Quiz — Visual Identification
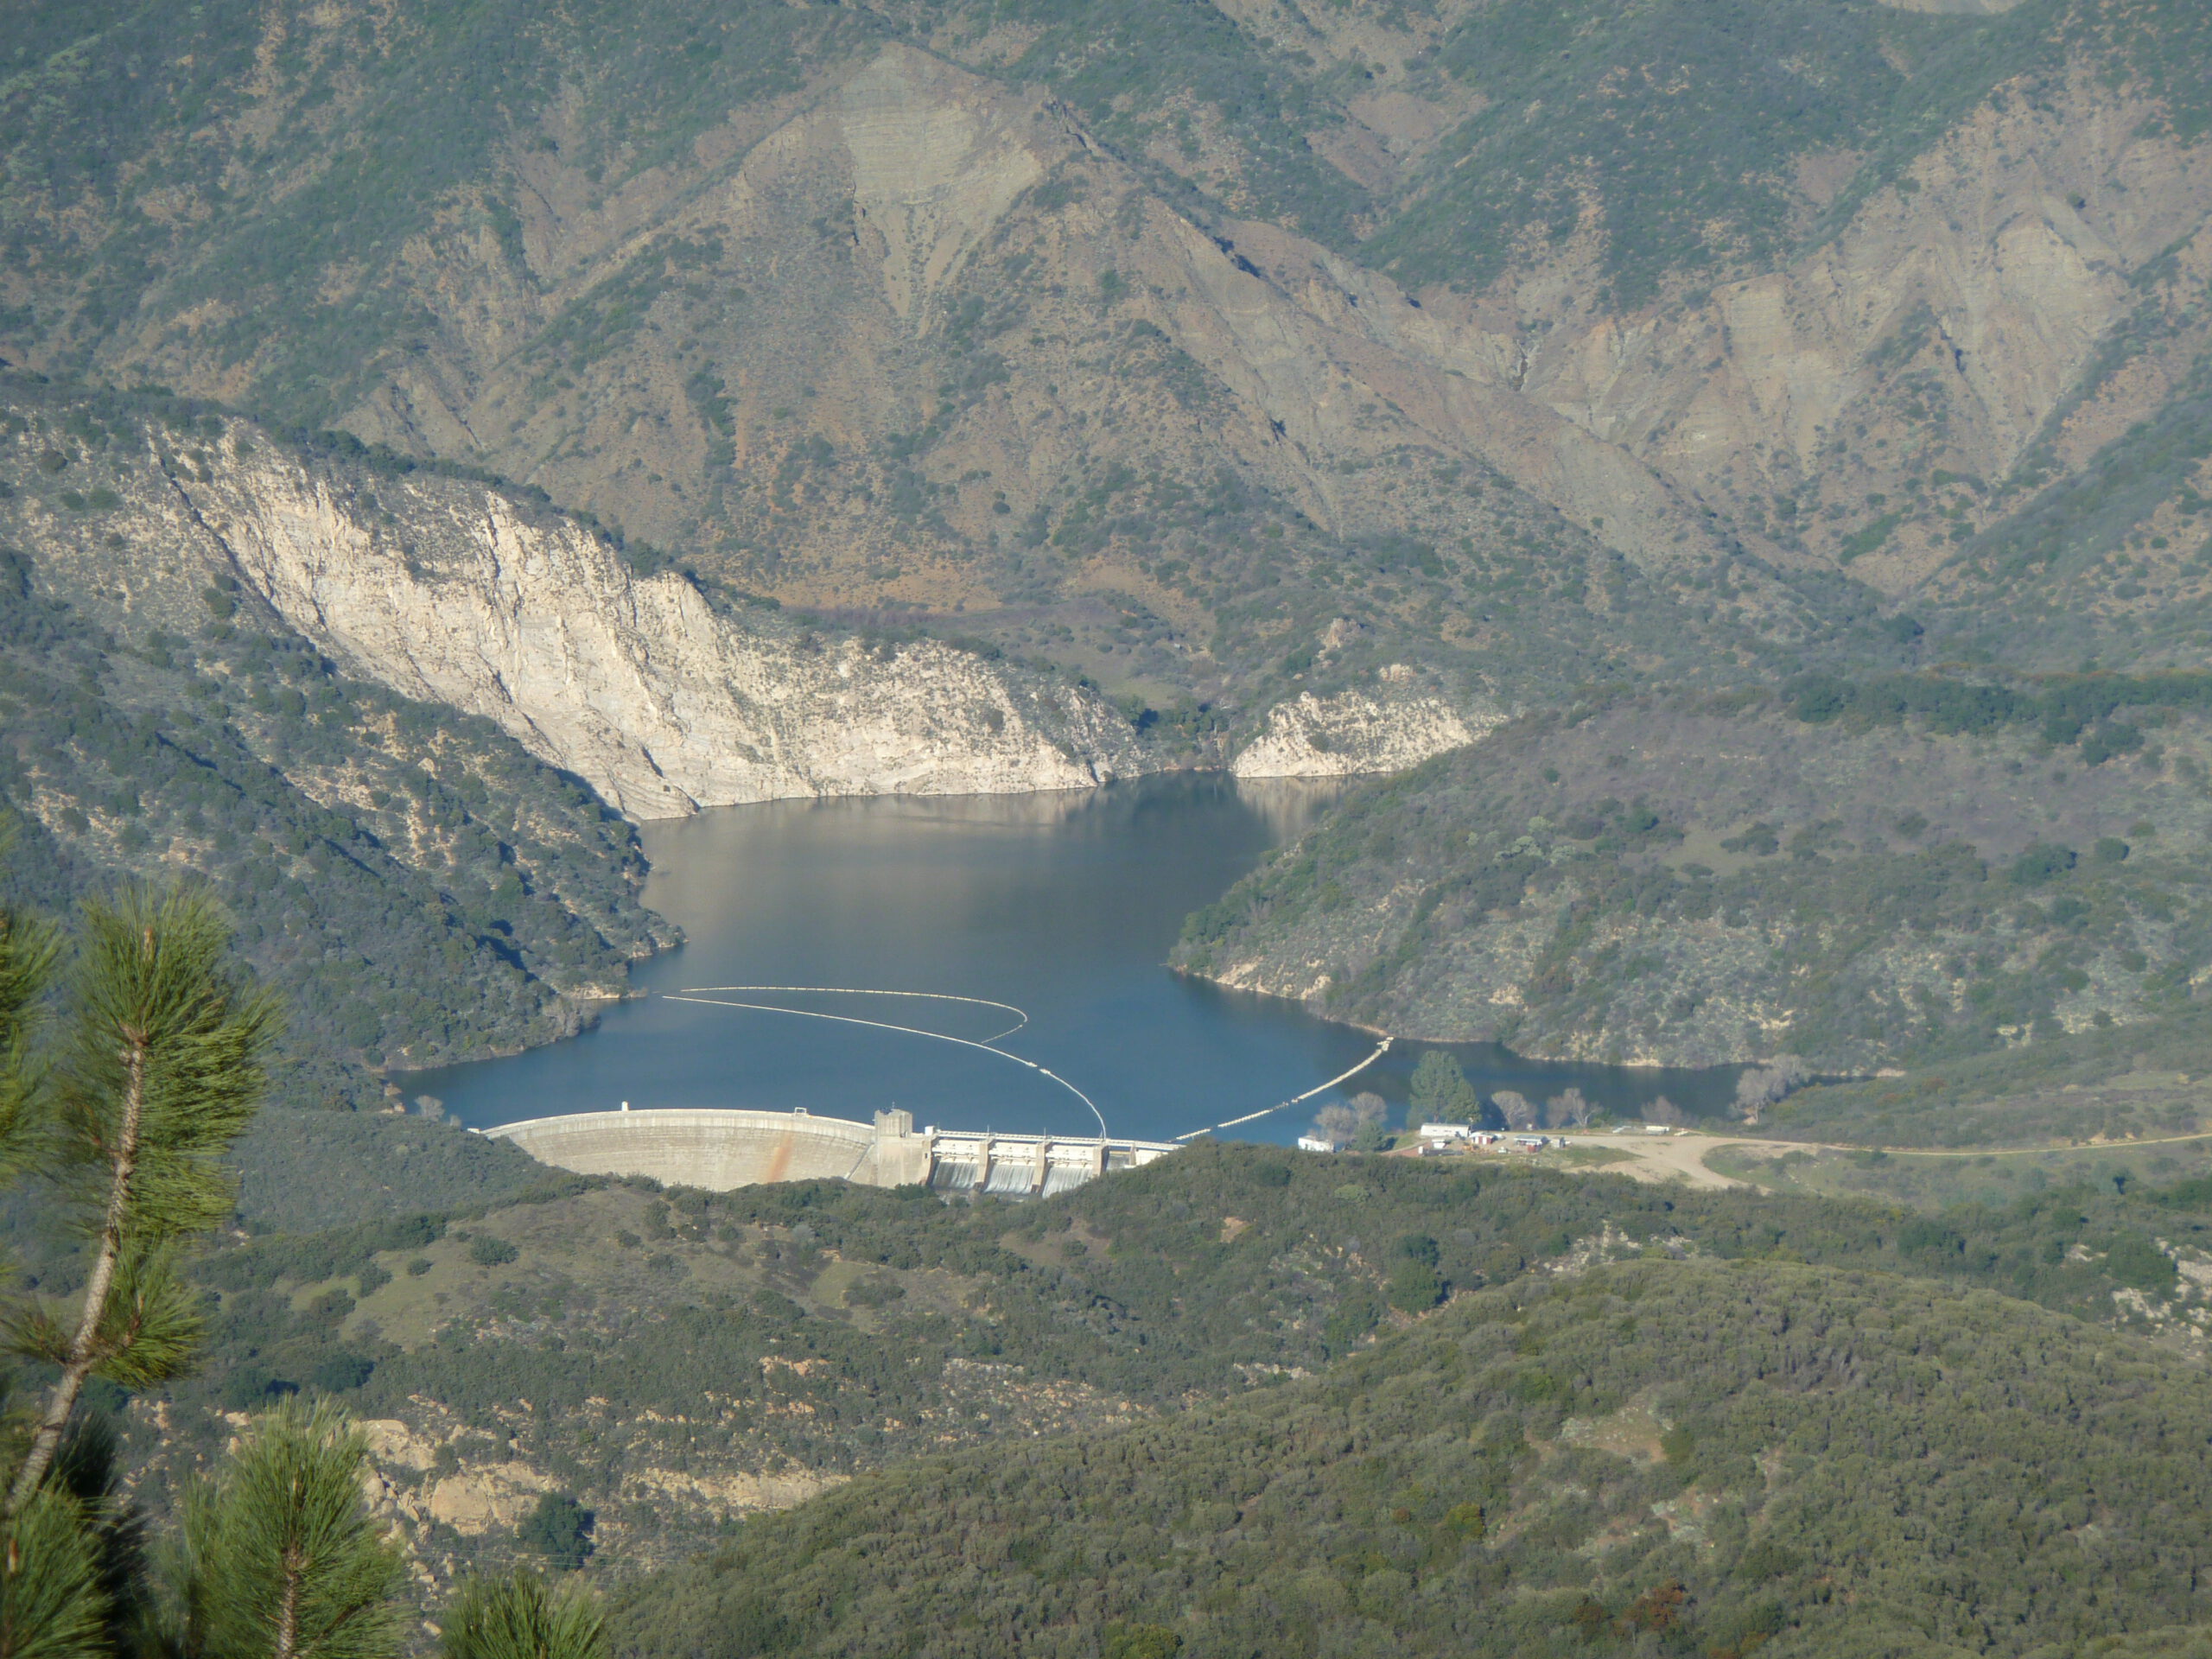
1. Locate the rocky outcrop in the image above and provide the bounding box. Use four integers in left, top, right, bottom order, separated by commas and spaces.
190, 437, 1149, 818
12, 399, 1152, 820
1230, 672, 1499, 779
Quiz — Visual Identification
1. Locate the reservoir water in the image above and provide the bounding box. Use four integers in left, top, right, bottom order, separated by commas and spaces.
416, 774, 1734, 1145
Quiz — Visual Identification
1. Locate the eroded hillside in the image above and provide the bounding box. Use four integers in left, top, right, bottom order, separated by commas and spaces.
0, 378, 1159, 815
12, 1, 2209, 711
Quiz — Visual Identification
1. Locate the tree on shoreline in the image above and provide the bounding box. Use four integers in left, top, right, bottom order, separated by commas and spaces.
1408, 1053, 1480, 1126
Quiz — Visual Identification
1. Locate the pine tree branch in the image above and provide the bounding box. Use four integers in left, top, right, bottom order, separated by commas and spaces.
8, 1027, 147, 1515
276, 1542, 302, 1659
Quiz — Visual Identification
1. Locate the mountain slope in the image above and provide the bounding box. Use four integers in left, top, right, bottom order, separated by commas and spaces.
1173, 680, 2212, 1071
0, 375, 1175, 1102
0, 376, 1154, 817
610, 1256, 2212, 1659
108, 1137, 2212, 1586
10, 1, 2209, 710
0, 498, 673, 1096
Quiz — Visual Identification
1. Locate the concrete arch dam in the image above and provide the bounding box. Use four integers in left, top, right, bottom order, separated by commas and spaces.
481, 1107, 1179, 1197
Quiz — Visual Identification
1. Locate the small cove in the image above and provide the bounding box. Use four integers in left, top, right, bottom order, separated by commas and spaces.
416, 774, 1736, 1144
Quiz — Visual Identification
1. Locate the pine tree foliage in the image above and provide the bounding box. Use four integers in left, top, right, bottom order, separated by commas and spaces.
0, 887, 431, 1659
6, 887, 274, 1507
55, 887, 276, 1243
173, 1399, 406, 1659
0, 1484, 108, 1659
46, 1418, 156, 1659
440, 1572, 605, 1659
0, 1413, 152, 1659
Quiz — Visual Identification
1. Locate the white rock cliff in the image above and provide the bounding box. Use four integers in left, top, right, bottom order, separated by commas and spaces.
162, 436, 1151, 818
1230, 677, 1498, 779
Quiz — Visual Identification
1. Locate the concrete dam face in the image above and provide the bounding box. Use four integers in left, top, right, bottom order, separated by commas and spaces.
482, 1107, 1179, 1198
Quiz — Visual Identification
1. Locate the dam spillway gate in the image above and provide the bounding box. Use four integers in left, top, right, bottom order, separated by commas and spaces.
480, 1107, 1179, 1198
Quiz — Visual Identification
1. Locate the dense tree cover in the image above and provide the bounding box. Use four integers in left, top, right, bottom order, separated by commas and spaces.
0, 518, 671, 1107
1780, 667, 2212, 753
610, 1258, 2212, 1659
1174, 690, 2212, 1079
1407, 1052, 1479, 1126
226, 1108, 554, 1231
89, 1135, 2212, 1582
519, 1494, 597, 1573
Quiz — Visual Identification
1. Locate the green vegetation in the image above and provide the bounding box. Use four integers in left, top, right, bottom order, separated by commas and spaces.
0, 0, 857, 429
16, 895, 2212, 1646
1763, 1001, 2212, 1148
1711, 1133, 2212, 1213
105, 1131, 2212, 1574
1781, 665, 2212, 750
10, 4, 2212, 1648
1374, 0, 2058, 305
1408, 1051, 1478, 1124
0, 887, 610, 1659
1936, 346, 2212, 671
7, 888, 271, 1507
175, 1400, 412, 1659
444, 1573, 606, 1659
987, 0, 1370, 249
518, 1495, 596, 1573
1175, 688, 2212, 1079
0, 392, 674, 1106
226, 1109, 552, 1233
613, 1257, 2212, 1659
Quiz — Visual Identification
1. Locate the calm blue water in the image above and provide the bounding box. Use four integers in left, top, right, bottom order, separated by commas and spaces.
413, 774, 1735, 1143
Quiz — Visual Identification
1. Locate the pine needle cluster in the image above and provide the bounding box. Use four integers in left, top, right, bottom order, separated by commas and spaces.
440, 1573, 607, 1659
172, 1400, 407, 1659
0, 882, 610, 1659
9, 888, 275, 1507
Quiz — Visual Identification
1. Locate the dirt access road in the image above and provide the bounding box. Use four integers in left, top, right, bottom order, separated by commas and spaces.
1549, 1127, 2212, 1189
1554, 1133, 1752, 1189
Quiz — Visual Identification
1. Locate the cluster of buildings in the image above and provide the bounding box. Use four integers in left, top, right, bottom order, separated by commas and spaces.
1295, 1122, 1568, 1155
1295, 1118, 1689, 1155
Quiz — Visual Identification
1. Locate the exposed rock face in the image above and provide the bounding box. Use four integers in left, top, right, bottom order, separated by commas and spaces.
12, 7, 2212, 728
185, 438, 1150, 817
1230, 676, 1499, 779
11, 396, 1151, 820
